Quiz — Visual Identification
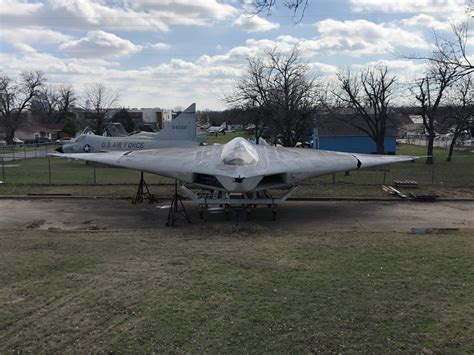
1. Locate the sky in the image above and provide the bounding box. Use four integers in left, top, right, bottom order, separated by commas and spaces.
0, 0, 472, 110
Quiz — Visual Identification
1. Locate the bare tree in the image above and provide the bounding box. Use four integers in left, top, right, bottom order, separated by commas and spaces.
442, 74, 473, 161
226, 55, 274, 143
430, 22, 473, 76
57, 85, 76, 122
332, 67, 398, 154
34, 85, 59, 123
251, 0, 309, 21
267, 47, 317, 146
413, 61, 459, 164
0, 71, 45, 144
82, 83, 119, 135
226, 46, 317, 146
32, 84, 76, 124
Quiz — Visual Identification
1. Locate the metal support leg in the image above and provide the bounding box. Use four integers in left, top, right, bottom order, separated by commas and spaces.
166, 180, 190, 227
132, 171, 157, 204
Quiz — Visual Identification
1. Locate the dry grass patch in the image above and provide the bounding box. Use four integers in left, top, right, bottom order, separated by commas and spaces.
0, 229, 473, 353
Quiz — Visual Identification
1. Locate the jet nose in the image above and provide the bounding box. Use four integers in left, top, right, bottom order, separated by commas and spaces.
55, 145, 64, 153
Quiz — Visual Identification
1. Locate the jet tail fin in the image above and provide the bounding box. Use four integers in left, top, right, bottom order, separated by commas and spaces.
156, 103, 197, 141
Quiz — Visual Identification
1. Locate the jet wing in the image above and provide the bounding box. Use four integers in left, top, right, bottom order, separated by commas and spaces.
51, 146, 214, 183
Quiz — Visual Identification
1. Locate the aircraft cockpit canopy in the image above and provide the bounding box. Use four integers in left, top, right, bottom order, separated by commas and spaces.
220, 137, 259, 166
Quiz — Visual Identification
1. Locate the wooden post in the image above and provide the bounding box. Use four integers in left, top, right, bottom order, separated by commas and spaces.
48, 158, 52, 185
431, 158, 435, 185
1, 157, 5, 183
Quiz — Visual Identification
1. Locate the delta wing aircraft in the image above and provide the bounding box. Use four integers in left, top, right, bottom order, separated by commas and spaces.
56, 103, 204, 154
54, 136, 417, 218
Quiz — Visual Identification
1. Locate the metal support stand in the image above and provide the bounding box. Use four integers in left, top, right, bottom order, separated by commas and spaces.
180, 187, 293, 222
132, 171, 157, 204
166, 180, 190, 227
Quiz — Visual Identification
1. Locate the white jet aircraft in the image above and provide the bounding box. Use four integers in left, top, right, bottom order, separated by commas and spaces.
207, 122, 226, 134
56, 103, 204, 154
54, 135, 417, 218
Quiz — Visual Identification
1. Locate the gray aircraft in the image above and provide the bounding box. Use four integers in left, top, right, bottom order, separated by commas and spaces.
54, 136, 417, 218
56, 103, 204, 154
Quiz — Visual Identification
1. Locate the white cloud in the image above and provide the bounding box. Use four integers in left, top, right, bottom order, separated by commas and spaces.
233, 14, 280, 32
0, 0, 42, 15
0, 27, 71, 46
352, 59, 427, 80
311, 19, 429, 56
127, 0, 238, 26
307, 62, 338, 74
350, 0, 467, 15
399, 14, 452, 31
0, 34, 339, 109
0, 0, 239, 32
147, 42, 171, 50
235, 20, 430, 58
59, 31, 141, 58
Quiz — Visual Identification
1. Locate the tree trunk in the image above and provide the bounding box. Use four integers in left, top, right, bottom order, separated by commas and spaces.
5, 128, 15, 145
375, 136, 385, 154
447, 133, 459, 162
96, 116, 103, 136
426, 134, 434, 164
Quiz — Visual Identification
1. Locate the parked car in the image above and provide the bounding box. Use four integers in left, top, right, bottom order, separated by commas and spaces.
24, 137, 53, 144
36, 137, 53, 144
13, 137, 24, 145
55, 138, 72, 145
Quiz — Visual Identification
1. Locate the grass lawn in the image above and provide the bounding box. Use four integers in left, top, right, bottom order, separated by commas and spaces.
0, 229, 472, 353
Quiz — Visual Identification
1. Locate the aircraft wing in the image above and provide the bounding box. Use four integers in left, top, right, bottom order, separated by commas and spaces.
51, 146, 214, 183
52, 137, 417, 192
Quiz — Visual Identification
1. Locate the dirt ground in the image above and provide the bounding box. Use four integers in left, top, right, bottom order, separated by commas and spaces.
0, 198, 472, 233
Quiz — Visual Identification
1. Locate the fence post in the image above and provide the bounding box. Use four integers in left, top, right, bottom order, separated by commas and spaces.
383, 170, 387, 185
12, 146, 15, 161
332, 173, 336, 185
431, 158, 435, 185
35, 144, 37, 158
1, 156, 5, 183
48, 158, 52, 185
93, 165, 97, 184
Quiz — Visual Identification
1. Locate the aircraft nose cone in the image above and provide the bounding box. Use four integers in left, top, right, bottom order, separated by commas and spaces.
55, 145, 64, 153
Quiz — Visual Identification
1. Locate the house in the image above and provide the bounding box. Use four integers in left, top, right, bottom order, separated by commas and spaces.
15, 125, 56, 142
127, 108, 173, 129
313, 113, 397, 154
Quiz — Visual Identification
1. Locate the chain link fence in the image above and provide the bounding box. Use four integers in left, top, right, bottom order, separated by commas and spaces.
0, 143, 54, 162
1, 144, 473, 188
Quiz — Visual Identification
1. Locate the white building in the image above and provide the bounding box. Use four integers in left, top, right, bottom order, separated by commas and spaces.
128, 108, 173, 129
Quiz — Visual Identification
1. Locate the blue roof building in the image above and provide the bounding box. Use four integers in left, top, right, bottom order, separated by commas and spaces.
313, 113, 398, 154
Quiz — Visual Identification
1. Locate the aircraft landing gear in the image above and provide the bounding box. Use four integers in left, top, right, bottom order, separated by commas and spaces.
166, 180, 190, 227
132, 171, 157, 204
